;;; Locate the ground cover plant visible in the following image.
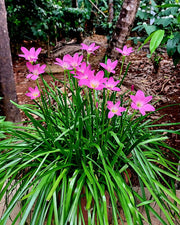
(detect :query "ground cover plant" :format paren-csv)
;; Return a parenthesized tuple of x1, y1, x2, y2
(0, 43, 180, 225)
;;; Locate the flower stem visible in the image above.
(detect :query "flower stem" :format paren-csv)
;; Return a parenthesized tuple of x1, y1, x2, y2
(119, 55, 126, 80)
(64, 70, 67, 95)
(87, 53, 90, 64)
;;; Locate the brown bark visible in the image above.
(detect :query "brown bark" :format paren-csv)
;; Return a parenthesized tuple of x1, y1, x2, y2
(106, 0, 140, 58)
(108, 0, 114, 23)
(0, 0, 21, 122)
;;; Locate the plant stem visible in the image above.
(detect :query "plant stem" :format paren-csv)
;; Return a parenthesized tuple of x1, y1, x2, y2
(64, 70, 67, 96)
(119, 55, 126, 80)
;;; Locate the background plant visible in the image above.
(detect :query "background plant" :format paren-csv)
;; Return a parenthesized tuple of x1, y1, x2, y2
(132, 0, 180, 65)
(5, 0, 90, 48)
(5, 0, 124, 46)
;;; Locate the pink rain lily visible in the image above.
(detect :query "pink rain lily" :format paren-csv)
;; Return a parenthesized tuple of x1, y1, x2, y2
(73, 62, 91, 77)
(65, 53, 83, 69)
(19, 47, 41, 63)
(116, 45, 134, 56)
(25, 86, 40, 100)
(55, 55, 72, 71)
(100, 59, 118, 74)
(80, 71, 107, 90)
(130, 90, 155, 116)
(80, 42, 100, 54)
(104, 77, 120, 91)
(26, 62, 46, 80)
(78, 70, 95, 87)
(74, 63, 95, 86)
(107, 101, 126, 118)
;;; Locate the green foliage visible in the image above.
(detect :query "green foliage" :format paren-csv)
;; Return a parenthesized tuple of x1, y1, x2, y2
(5, 0, 63, 42)
(0, 47, 180, 224)
(133, 0, 180, 65)
(5, 0, 124, 44)
(5, 0, 90, 44)
(93, 0, 123, 38)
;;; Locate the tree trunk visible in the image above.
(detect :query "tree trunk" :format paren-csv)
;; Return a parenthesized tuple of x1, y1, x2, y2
(108, 0, 114, 23)
(106, 0, 140, 58)
(0, 0, 21, 122)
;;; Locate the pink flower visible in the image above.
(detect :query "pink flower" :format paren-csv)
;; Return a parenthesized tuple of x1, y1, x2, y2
(65, 53, 83, 69)
(73, 62, 91, 77)
(73, 63, 95, 86)
(116, 45, 134, 56)
(26, 62, 46, 80)
(107, 101, 126, 118)
(80, 42, 100, 54)
(104, 77, 120, 91)
(80, 71, 107, 90)
(25, 86, 40, 100)
(55, 55, 72, 70)
(100, 59, 118, 74)
(19, 47, 41, 62)
(130, 90, 155, 116)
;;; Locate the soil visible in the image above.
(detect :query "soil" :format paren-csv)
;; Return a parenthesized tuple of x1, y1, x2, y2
(13, 34, 180, 185)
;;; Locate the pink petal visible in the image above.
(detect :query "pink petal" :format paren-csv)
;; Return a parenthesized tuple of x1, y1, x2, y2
(35, 48, 41, 56)
(31, 75, 38, 80)
(116, 111, 122, 116)
(26, 74, 32, 79)
(143, 104, 155, 112)
(55, 58, 62, 63)
(144, 96, 152, 104)
(26, 62, 33, 71)
(123, 45, 128, 52)
(29, 87, 34, 92)
(30, 47, 35, 55)
(100, 62, 106, 69)
(115, 101, 120, 107)
(130, 95, 137, 103)
(25, 93, 31, 97)
(108, 111, 114, 119)
(113, 87, 121, 91)
(107, 101, 113, 108)
(93, 45, 100, 51)
(136, 90, 145, 99)
(21, 47, 29, 54)
(131, 102, 138, 110)
(34, 86, 39, 91)
(116, 48, 123, 54)
(41, 64, 46, 70)
(80, 43, 88, 50)
(139, 108, 146, 116)
(112, 60, 118, 68)
(89, 43, 95, 48)
(96, 71, 104, 79)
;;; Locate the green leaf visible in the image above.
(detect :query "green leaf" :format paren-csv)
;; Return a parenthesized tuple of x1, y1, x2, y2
(156, 3, 180, 8)
(143, 24, 157, 36)
(156, 18, 172, 27)
(167, 38, 177, 56)
(46, 168, 67, 201)
(150, 30, 165, 55)
(177, 43, 180, 54)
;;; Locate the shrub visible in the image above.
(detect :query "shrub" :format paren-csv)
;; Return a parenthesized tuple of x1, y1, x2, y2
(132, 0, 180, 65)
